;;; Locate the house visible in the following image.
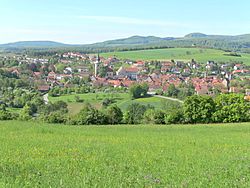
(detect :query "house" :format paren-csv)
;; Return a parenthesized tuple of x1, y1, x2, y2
(33, 72, 42, 79)
(76, 66, 89, 73)
(64, 67, 72, 74)
(116, 67, 139, 80)
(108, 80, 122, 88)
(232, 69, 249, 75)
(206, 61, 216, 69)
(121, 80, 135, 87)
(195, 85, 210, 95)
(106, 67, 114, 78)
(161, 67, 170, 73)
(234, 64, 244, 70)
(134, 61, 145, 68)
(38, 85, 50, 93)
(11, 69, 20, 76)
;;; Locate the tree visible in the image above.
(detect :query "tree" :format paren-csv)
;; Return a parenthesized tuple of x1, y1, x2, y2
(76, 104, 108, 125)
(124, 103, 147, 124)
(39, 101, 68, 115)
(144, 109, 165, 124)
(213, 94, 250, 123)
(102, 98, 114, 108)
(165, 110, 184, 124)
(106, 105, 123, 124)
(19, 104, 32, 121)
(166, 84, 179, 97)
(0, 105, 13, 120)
(44, 111, 67, 124)
(75, 96, 84, 103)
(129, 83, 149, 99)
(184, 95, 215, 123)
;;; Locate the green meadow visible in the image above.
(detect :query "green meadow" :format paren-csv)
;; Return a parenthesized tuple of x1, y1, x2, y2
(0, 121, 249, 187)
(102, 48, 250, 64)
(49, 93, 179, 114)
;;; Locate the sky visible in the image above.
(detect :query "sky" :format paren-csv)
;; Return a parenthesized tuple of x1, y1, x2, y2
(0, 0, 250, 44)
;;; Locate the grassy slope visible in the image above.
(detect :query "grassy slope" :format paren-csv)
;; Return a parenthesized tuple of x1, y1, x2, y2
(102, 48, 250, 64)
(0, 121, 249, 187)
(49, 93, 179, 114)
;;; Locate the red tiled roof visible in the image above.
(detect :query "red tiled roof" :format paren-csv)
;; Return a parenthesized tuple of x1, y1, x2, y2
(125, 67, 139, 72)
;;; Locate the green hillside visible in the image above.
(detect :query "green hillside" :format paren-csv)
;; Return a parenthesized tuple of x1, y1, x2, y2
(2, 33, 250, 54)
(49, 93, 180, 114)
(102, 48, 250, 64)
(0, 121, 249, 187)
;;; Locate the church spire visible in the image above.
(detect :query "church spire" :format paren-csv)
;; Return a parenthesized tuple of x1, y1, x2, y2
(97, 53, 100, 62)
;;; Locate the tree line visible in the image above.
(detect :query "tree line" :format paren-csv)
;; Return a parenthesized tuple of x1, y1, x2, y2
(0, 93, 249, 125)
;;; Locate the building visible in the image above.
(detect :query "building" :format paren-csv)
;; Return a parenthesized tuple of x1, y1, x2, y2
(116, 67, 139, 80)
(94, 54, 100, 77)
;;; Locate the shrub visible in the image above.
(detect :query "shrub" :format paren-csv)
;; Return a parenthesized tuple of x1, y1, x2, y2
(76, 104, 108, 125)
(212, 94, 250, 123)
(75, 96, 84, 103)
(102, 98, 114, 108)
(0, 110, 13, 120)
(124, 103, 147, 124)
(45, 112, 67, 124)
(106, 105, 123, 124)
(143, 109, 165, 124)
(165, 110, 184, 124)
(184, 95, 215, 124)
(129, 83, 149, 99)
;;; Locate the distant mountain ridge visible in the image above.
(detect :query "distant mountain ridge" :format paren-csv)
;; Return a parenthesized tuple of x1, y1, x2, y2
(0, 41, 71, 48)
(1, 33, 250, 52)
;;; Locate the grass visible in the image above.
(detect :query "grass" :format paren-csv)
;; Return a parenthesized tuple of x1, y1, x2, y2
(49, 93, 180, 114)
(0, 121, 249, 187)
(102, 48, 250, 64)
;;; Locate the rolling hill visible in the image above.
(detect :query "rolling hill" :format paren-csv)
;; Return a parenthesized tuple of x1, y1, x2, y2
(0, 41, 71, 48)
(1, 33, 250, 52)
(102, 48, 250, 64)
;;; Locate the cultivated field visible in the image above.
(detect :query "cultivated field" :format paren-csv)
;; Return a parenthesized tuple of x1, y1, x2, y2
(102, 48, 250, 64)
(0, 121, 249, 187)
(49, 93, 179, 114)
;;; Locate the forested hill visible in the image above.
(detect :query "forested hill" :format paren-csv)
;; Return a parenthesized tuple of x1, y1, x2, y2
(0, 41, 72, 48)
(1, 33, 250, 53)
(88, 33, 250, 50)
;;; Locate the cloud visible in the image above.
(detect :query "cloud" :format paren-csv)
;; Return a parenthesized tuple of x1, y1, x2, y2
(79, 15, 189, 27)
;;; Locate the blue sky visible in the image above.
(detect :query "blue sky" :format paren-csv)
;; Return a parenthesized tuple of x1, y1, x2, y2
(0, 0, 249, 44)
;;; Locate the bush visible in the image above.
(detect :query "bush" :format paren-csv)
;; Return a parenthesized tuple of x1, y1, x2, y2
(19, 104, 32, 121)
(102, 98, 114, 108)
(106, 105, 123, 124)
(129, 83, 149, 99)
(143, 109, 165, 124)
(212, 94, 250, 123)
(75, 104, 108, 125)
(44, 112, 67, 124)
(124, 103, 147, 124)
(184, 95, 215, 124)
(0, 110, 13, 120)
(165, 110, 184, 124)
(75, 96, 84, 103)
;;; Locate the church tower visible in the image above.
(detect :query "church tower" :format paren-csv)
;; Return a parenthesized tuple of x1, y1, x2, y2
(94, 53, 100, 77)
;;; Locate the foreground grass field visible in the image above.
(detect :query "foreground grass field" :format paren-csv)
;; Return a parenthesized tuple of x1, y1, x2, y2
(0, 121, 249, 187)
(102, 48, 250, 64)
(49, 93, 179, 114)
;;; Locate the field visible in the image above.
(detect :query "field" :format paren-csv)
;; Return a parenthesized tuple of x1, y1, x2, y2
(0, 121, 249, 187)
(102, 48, 250, 64)
(49, 93, 179, 114)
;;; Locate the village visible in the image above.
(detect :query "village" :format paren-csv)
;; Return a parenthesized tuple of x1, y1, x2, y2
(2, 51, 250, 99)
